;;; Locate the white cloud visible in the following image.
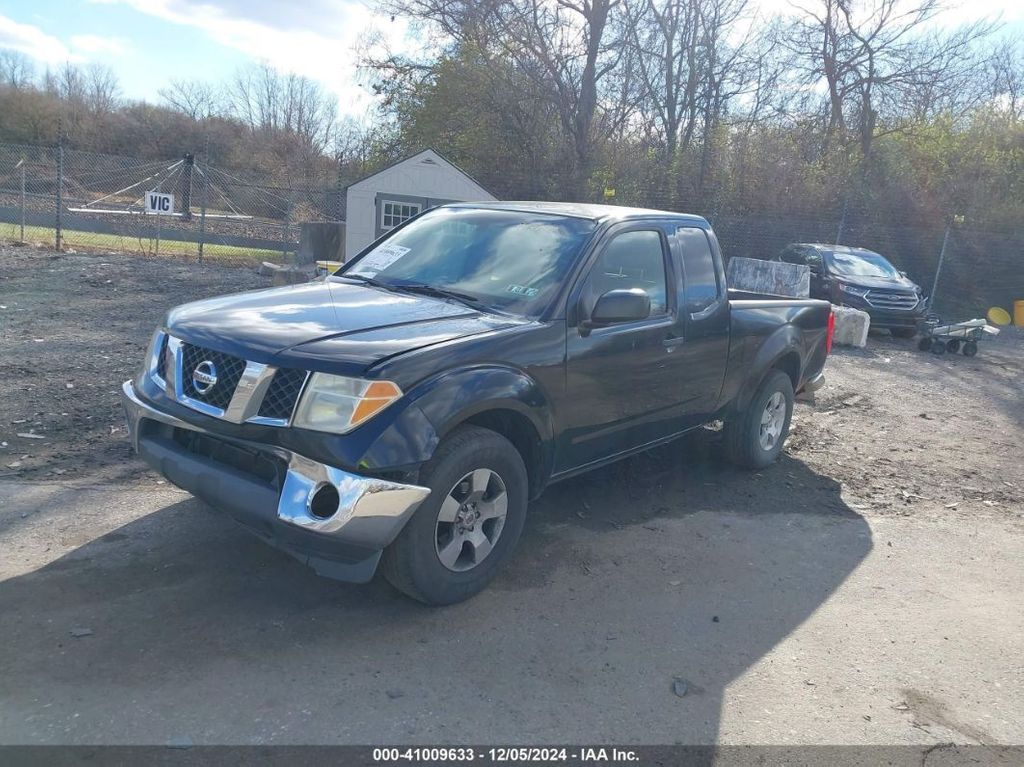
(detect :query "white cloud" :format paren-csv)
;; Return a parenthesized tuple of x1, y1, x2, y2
(88, 0, 410, 117)
(0, 13, 81, 63)
(70, 34, 130, 57)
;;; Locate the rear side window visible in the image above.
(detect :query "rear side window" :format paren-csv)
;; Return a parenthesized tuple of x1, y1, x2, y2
(677, 227, 720, 313)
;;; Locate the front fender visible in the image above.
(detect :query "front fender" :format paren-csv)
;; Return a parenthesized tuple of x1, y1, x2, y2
(359, 365, 555, 476)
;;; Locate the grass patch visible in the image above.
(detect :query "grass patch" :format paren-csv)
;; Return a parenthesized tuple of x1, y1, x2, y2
(0, 222, 287, 262)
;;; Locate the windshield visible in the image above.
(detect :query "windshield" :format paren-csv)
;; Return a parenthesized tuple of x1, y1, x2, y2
(825, 250, 900, 279)
(338, 207, 597, 316)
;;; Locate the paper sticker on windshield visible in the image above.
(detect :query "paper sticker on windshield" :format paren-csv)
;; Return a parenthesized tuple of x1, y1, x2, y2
(506, 284, 539, 297)
(358, 244, 410, 274)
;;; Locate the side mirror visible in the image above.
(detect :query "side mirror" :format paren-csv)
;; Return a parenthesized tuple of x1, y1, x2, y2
(585, 288, 651, 329)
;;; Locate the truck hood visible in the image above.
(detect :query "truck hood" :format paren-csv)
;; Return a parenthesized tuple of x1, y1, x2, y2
(166, 279, 524, 371)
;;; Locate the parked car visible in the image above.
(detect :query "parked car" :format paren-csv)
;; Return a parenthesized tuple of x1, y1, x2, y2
(122, 203, 833, 605)
(773, 243, 926, 337)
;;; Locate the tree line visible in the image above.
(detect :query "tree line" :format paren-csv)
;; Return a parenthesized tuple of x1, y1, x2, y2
(368, 0, 1022, 230)
(0, 0, 1021, 233)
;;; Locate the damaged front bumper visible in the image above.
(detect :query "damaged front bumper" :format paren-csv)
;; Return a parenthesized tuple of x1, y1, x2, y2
(121, 380, 431, 582)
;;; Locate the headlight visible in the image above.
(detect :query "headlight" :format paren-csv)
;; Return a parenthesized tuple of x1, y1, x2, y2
(839, 284, 869, 297)
(292, 374, 403, 433)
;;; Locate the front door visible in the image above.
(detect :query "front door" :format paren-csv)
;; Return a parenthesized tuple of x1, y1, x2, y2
(558, 225, 689, 472)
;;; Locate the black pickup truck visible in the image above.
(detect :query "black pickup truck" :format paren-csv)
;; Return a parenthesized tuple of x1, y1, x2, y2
(122, 202, 833, 604)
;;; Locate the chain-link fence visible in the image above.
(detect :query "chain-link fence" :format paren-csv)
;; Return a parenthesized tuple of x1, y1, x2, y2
(0, 142, 338, 263)
(0, 140, 1020, 318)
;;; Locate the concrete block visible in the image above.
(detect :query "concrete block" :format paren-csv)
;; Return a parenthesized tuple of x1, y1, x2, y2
(831, 304, 870, 347)
(727, 257, 810, 298)
(271, 265, 314, 286)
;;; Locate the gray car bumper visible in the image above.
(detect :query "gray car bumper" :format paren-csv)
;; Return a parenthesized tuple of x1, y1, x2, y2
(121, 381, 431, 582)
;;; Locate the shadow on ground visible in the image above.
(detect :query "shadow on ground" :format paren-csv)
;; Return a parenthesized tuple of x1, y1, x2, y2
(0, 432, 870, 745)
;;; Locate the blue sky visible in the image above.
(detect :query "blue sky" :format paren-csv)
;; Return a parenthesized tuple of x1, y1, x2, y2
(0, 0, 1019, 119)
(0, 0, 407, 118)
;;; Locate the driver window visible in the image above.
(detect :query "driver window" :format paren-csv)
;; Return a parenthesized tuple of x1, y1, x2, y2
(581, 230, 668, 318)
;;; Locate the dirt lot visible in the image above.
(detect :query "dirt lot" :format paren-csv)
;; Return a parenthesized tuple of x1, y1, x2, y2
(0, 244, 1022, 746)
(0, 245, 271, 483)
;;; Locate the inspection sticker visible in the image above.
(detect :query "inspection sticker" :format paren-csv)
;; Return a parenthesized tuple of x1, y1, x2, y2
(358, 244, 410, 274)
(506, 284, 539, 297)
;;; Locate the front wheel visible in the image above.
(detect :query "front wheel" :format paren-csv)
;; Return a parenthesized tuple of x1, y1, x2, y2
(381, 425, 528, 605)
(724, 370, 794, 469)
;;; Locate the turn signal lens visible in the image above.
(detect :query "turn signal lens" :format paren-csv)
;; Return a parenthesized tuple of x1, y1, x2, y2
(352, 381, 404, 425)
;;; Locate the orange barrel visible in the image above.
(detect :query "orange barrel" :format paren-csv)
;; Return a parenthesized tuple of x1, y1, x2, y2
(1016, 300, 1024, 327)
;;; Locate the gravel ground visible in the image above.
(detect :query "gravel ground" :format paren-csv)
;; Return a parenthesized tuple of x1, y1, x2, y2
(0, 244, 1022, 747)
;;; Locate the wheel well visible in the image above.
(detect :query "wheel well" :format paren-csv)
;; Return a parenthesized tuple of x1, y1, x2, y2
(460, 409, 544, 498)
(772, 351, 801, 391)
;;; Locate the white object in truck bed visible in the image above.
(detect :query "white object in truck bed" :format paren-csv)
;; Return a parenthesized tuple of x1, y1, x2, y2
(727, 257, 810, 298)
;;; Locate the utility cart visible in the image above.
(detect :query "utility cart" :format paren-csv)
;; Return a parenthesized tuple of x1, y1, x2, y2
(916, 316, 999, 356)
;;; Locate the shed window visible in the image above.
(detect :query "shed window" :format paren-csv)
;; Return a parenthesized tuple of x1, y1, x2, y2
(381, 201, 421, 230)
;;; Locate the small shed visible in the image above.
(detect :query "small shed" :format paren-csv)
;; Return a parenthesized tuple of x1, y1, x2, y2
(343, 149, 497, 259)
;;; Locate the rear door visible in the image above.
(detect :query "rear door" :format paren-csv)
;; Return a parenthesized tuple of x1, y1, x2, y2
(674, 226, 730, 420)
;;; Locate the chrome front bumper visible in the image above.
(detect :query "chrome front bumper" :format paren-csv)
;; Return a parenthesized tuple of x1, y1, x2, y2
(121, 380, 430, 578)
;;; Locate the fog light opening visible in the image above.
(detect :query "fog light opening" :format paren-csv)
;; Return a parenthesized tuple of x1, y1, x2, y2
(309, 483, 340, 520)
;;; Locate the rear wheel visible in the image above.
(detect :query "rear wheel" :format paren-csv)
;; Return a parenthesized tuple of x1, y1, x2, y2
(946, 339, 961, 353)
(381, 425, 528, 605)
(931, 340, 947, 355)
(724, 370, 794, 469)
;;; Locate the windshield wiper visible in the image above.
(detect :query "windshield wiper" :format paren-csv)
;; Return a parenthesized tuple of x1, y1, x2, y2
(336, 273, 392, 289)
(390, 283, 485, 309)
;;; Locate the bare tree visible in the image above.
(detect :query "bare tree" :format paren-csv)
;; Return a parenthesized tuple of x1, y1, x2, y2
(386, 0, 628, 195)
(988, 35, 1023, 120)
(159, 78, 223, 120)
(85, 63, 120, 113)
(784, 0, 997, 159)
(0, 51, 34, 89)
(230, 63, 337, 154)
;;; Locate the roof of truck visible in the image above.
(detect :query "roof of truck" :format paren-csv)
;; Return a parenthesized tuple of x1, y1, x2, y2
(445, 201, 710, 225)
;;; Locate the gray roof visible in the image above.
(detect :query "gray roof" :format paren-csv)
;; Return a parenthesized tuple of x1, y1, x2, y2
(445, 200, 710, 225)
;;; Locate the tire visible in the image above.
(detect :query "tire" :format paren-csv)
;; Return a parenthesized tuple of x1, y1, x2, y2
(946, 339, 961, 354)
(917, 337, 933, 352)
(932, 340, 947, 355)
(962, 341, 978, 357)
(891, 327, 916, 339)
(724, 370, 794, 469)
(381, 425, 528, 606)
